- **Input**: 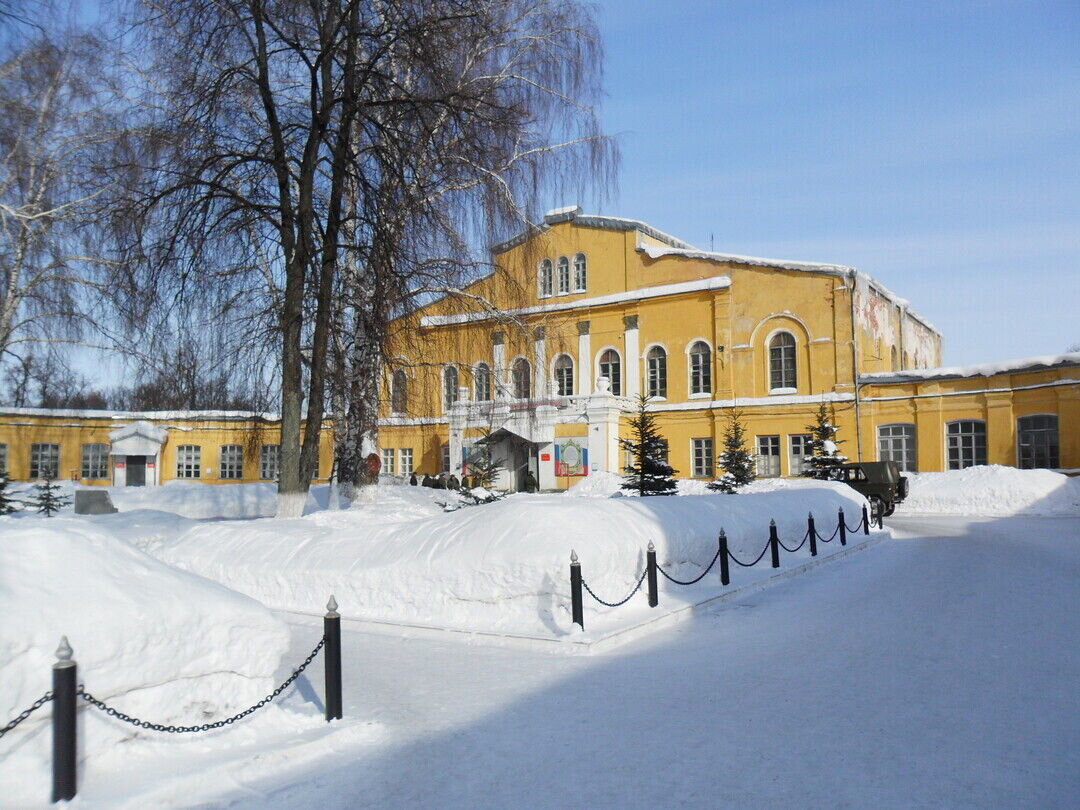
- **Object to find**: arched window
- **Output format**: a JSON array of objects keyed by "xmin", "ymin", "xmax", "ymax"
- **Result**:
[
  {"xmin": 1017, "ymin": 414, "xmax": 1059, "ymax": 469},
  {"xmin": 902, "ymin": 351, "xmax": 909, "ymax": 369},
  {"xmin": 599, "ymin": 349, "xmax": 621, "ymax": 396},
  {"xmin": 573, "ymin": 253, "xmax": 587, "ymax": 292},
  {"xmin": 557, "ymin": 256, "xmax": 570, "ymax": 294},
  {"xmin": 768, "ymin": 332, "xmax": 796, "ymax": 391},
  {"xmin": 512, "ymin": 357, "xmax": 531, "ymax": 399},
  {"xmin": 474, "ymin": 363, "xmax": 491, "ymax": 402},
  {"xmin": 538, "ymin": 259, "xmax": 553, "ymax": 298},
  {"xmin": 646, "ymin": 346, "xmax": 667, "ymax": 398},
  {"xmin": 553, "ymin": 354, "xmax": 574, "ymax": 396},
  {"xmin": 689, "ymin": 341, "xmax": 711, "ymax": 395},
  {"xmin": 443, "ymin": 366, "xmax": 458, "ymax": 411},
  {"xmin": 391, "ymin": 369, "xmax": 407, "ymax": 413}
]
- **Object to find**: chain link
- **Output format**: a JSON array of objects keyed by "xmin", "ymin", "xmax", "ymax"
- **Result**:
[
  {"xmin": 777, "ymin": 529, "xmax": 809, "ymax": 554},
  {"xmin": 0, "ymin": 691, "xmax": 54, "ymax": 739},
  {"xmin": 815, "ymin": 523, "xmax": 841, "ymax": 544},
  {"xmin": 727, "ymin": 539, "xmax": 772, "ymax": 568},
  {"xmin": 656, "ymin": 548, "xmax": 722, "ymax": 586},
  {"xmin": 78, "ymin": 636, "xmax": 325, "ymax": 734},
  {"xmin": 582, "ymin": 569, "xmax": 648, "ymax": 607}
]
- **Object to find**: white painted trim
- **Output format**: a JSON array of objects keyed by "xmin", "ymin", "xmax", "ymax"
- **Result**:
[
  {"xmin": 861, "ymin": 378, "xmax": 1080, "ymax": 401},
  {"xmin": 648, "ymin": 392, "xmax": 855, "ymax": 412},
  {"xmin": 764, "ymin": 327, "xmax": 800, "ymax": 394},
  {"xmin": 684, "ymin": 338, "xmax": 713, "ymax": 398},
  {"xmin": 550, "ymin": 353, "xmax": 575, "ymax": 396},
  {"xmin": 420, "ymin": 275, "xmax": 732, "ymax": 327},
  {"xmin": 688, "ymin": 392, "xmax": 712, "ymax": 400},
  {"xmin": 379, "ymin": 416, "xmax": 449, "ymax": 427},
  {"xmin": 594, "ymin": 345, "xmax": 623, "ymax": 396}
]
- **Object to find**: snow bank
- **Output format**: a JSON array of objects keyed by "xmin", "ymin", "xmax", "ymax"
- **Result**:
[
  {"xmin": 897, "ymin": 465, "xmax": 1080, "ymax": 517},
  {"xmin": 152, "ymin": 481, "xmax": 874, "ymax": 640},
  {"xmin": 0, "ymin": 516, "xmax": 291, "ymax": 804}
]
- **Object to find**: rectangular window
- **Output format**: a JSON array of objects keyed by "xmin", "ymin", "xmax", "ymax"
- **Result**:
[
  {"xmin": 692, "ymin": 438, "xmax": 714, "ymax": 478},
  {"xmin": 0, "ymin": 443, "xmax": 8, "ymax": 475},
  {"xmin": 81, "ymin": 443, "xmax": 109, "ymax": 479},
  {"xmin": 219, "ymin": 445, "xmax": 243, "ymax": 479},
  {"xmin": 756, "ymin": 435, "xmax": 781, "ymax": 477},
  {"xmin": 260, "ymin": 445, "xmax": 280, "ymax": 480},
  {"xmin": 400, "ymin": 448, "xmax": 414, "ymax": 476},
  {"xmin": 946, "ymin": 421, "xmax": 987, "ymax": 470},
  {"xmin": 176, "ymin": 445, "xmax": 201, "ymax": 479},
  {"xmin": 441, "ymin": 443, "xmax": 451, "ymax": 474},
  {"xmin": 30, "ymin": 443, "xmax": 60, "ymax": 479},
  {"xmin": 381, "ymin": 448, "xmax": 396, "ymax": 475},
  {"xmin": 1017, "ymin": 415, "xmax": 1059, "ymax": 469},
  {"xmin": 789, "ymin": 434, "xmax": 812, "ymax": 476},
  {"xmin": 878, "ymin": 424, "xmax": 917, "ymax": 472}
]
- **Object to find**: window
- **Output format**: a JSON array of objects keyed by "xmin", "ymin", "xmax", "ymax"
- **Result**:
[
  {"xmin": 891, "ymin": 346, "xmax": 898, "ymax": 370},
  {"xmin": 554, "ymin": 354, "xmax": 574, "ymax": 396},
  {"xmin": 81, "ymin": 443, "xmax": 109, "ymax": 479},
  {"xmin": 381, "ymin": 448, "xmax": 396, "ymax": 475},
  {"xmin": 538, "ymin": 259, "xmax": 553, "ymax": 298},
  {"xmin": 400, "ymin": 448, "xmax": 414, "ymax": 476},
  {"xmin": 573, "ymin": 253, "xmax": 587, "ymax": 292},
  {"xmin": 557, "ymin": 256, "xmax": 570, "ymax": 294},
  {"xmin": 1017, "ymin": 415, "xmax": 1059, "ymax": 469},
  {"xmin": 756, "ymin": 435, "xmax": 781, "ymax": 477},
  {"xmin": 260, "ymin": 445, "xmax": 280, "ymax": 480},
  {"xmin": 692, "ymin": 438, "xmax": 714, "ymax": 478},
  {"xmin": 599, "ymin": 349, "xmax": 621, "ymax": 396},
  {"xmin": 878, "ymin": 424, "xmax": 917, "ymax": 472},
  {"xmin": 0, "ymin": 443, "xmax": 7, "ymax": 475},
  {"xmin": 30, "ymin": 442, "xmax": 59, "ymax": 479},
  {"xmin": 689, "ymin": 341, "xmax": 711, "ymax": 395},
  {"xmin": 443, "ymin": 366, "xmax": 459, "ymax": 411},
  {"xmin": 391, "ymin": 369, "xmax": 407, "ymax": 413},
  {"xmin": 474, "ymin": 363, "xmax": 492, "ymax": 401},
  {"xmin": 219, "ymin": 445, "xmax": 243, "ymax": 479},
  {"xmin": 789, "ymin": 434, "xmax": 813, "ymax": 476},
  {"xmin": 646, "ymin": 346, "xmax": 667, "ymax": 398},
  {"xmin": 512, "ymin": 357, "xmax": 531, "ymax": 399},
  {"xmin": 769, "ymin": 332, "xmax": 797, "ymax": 391},
  {"xmin": 176, "ymin": 445, "xmax": 201, "ymax": 479},
  {"xmin": 440, "ymin": 443, "xmax": 450, "ymax": 474},
  {"xmin": 946, "ymin": 421, "xmax": 986, "ymax": 470}
]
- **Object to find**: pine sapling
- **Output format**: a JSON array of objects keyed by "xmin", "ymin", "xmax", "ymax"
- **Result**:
[
  {"xmin": 802, "ymin": 401, "xmax": 848, "ymax": 480},
  {"xmin": 0, "ymin": 474, "xmax": 20, "ymax": 515},
  {"xmin": 708, "ymin": 409, "xmax": 756, "ymax": 493},
  {"xmin": 621, "ymin": 393, "xmax": 678, "ymax": 496},
  {"xmin": 30, "ymin": 477, "xmax": 71, "ymax": 517}
]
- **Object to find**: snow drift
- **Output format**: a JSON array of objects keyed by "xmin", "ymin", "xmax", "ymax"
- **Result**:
[{"xmin": 897, "ymin": 465, "xmax": 1080, "ymax": 517}]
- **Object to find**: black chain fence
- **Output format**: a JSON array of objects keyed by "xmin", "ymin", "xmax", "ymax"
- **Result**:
[
  {"xmin": 582, "ymin": 569, "xmax": 648, "ymax": 607},
  {"xmin": 656, "ymin": 547, "xmax": 722, "ymax": 586},
  {"xmin": 777, "ymin": 529, "xmax": 810, "ymax": 554},
  {"xmin": 0, "ymin": 691, "xmax": 54, "ymax": 740}
]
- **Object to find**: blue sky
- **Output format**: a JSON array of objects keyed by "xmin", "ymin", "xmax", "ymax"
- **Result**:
[{"xmin": 586, "ymin": 0, "xmax": 1079, "ymax": 365}]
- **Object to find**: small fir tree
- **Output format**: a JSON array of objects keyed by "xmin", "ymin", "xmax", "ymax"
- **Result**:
[
  {"xmin": 621, "ymin": 393, "xmax": 678, "ymax": 496},
  {"xmin": 708, "ymin": 409, "xmax": 756, "ymax": 493},
  {"xmin": 0, "ymin": 474, "xmax": 20, "ymax": 515},
  {"xmin": 30, "ymin": 477, "xmax": 71, "ymax": 517},
  {"xmin": 464, "ymin": 431, "xmax": 503, "ymax": 489},
  {"xmin": 802, "ymin": 402, "xmax": 848, "ymax": 480}
]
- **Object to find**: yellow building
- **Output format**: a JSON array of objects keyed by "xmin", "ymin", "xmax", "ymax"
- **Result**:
[
  {"xmin": 0, "ymin": 409, "xmax": 333, "ymax": 487},
  {"xmin": 375, "ymin": 206, "xmax": 1077, "ymax": 488}
]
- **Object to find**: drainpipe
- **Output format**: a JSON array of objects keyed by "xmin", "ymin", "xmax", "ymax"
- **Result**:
[{"xmin": 849, "ymin": 271, "xmax": 864, "ymax": 462}]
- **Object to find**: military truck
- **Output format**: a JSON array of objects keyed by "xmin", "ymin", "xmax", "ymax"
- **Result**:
[{"xmin": 838, "ymin": 461, "xmax": 909, "ymax": 519}]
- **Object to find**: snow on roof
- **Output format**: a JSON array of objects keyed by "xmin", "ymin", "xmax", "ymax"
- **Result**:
[
  {"xmin": 491, "ymin": 207, "xmax": 696, "ymax": 254},
  {"xmin": 0, "ymin": 407, "xmax": 282, "ymax": 421},
  {"xmin": 859, "ymin": 353, "xmax": 1080, "ymax": 384},
  {"xmin": 637, "ymin": 240, "xmax": 855, "ymax": 274}
]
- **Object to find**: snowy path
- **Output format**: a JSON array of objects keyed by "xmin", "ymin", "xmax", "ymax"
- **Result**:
[{"xmin": 161, "ymin": 515, "xmax": 1079, "ymax": 809}]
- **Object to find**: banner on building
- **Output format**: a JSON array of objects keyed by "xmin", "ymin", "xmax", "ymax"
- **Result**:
[{"xmin": 554, "ymin": 439, "xmax": 588, "ymax": 476}]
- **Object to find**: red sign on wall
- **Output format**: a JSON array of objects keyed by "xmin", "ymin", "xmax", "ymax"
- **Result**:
[
  {"xmin": 115, "ymin": 462, "xmax": 126, "ymax": 469},
  {"xmin": 540, "ymin": 453, "xmax": 551, "ymax": 461}
]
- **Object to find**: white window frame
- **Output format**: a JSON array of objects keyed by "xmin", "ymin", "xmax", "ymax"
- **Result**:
[
  {"xmin": 400, "ymin": 448, "xmax": 414, "ymax": 476},
  {"xmin": 767, "ymin": 330, "xmax": 798, "ymax": 393},
  {"xmin": 557, "ymin": 256, "xmax": 570, "ymax": 295},
  {"xmin": 687, "ymin": 339, "xmax": 712, "ymax": 397},
  {"xmin": 553, "ymin": 354, "xmax": 574, "ymax": 396},
  {"xmin": 597, "ymin": 347, "xmax": 622, "ymax": 396},
  {"xmin": 381, "ymin": 448, "xmax": 396, "ymax": 475},
  {"xmin": 474, "ymin": 363, "xmax": 492, "ymax": 401},
  {"xmin": 176, "ymin": 445, "xmax": 201, "ymax": 479},
  {"xmin": 30, "ymin": 442, "xmax": 60, "ymax": 479},
  {"xmin": 81, "ymin": 443, "xmax": 109, "ymax": 479},
  {"xmin": 691, "ymin": 437, "xmax": 714, "ymax": 478},
  {"xmin": 260, "ymin": 444, "xmax": 280, "ymax": 480},
  {"xmin": 789, "ymin": 434, "xmax": 813, "ymax": 476},
  {"xmin": 511, "ymin": 356, "xmax": 531, "ymax": 399},
  {"xmin": 443, "ymin": 365, "xmax": 459, "ymax": 412},
  {"xmin": 1017, "ymin": 414, "xmax": 1059, "ymax": 469},
  {"xmin": 219, "ymin": 445, "xmax": 243, "ymax": 479},
  {"xmin": 945, "ymin": 420, "xmax": 987, "ymax": 470},
  {"xmin": 573, "ymin": 253, "xmax": 587, "ymax": 292},
  {"xmin": 877, "ymin": 423, "xmax": 917, "ymax": 472},
  {"xmin": 645, "ymin": 344, "xmax": 667, "ymax": 399},
  {"xmin": 538, "ymin": 259, "xmax": 553, "ymax": 298},
  {"xmin": 756, "ymin": 435, "xmax": 781, "ymax": 477}
]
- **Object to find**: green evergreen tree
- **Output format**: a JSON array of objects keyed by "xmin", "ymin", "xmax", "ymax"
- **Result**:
[
  {"xmin": 621, "ymin": 393, "xmax": 678, "ymax": 496},
  {"xmin": 30, "ymin": 477, "xmax": 71, "ymax": 517},
  {"xmin": 0, "ymin": 474, "xmax": 20, "ymax": 515},
  {"xmin": 802, "ymin": 402, "xmax": 848, "ymax": 480},
  {"xmin": 708, "ymin": 409, "xmax": 756, "ymax": 493}
]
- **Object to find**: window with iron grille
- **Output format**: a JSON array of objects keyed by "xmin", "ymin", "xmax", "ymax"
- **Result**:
[
  {"xmin": 176, "ymin": 445, "xmax": 201, "ymax": 479},
  {"xmin": 946, "ymin": 421, "xmax": 986, "ymax": 469},
  {"xmin": 646, "ymin": 346, "xmax": 667, "ymax": 398},
  {"xmin": 381, "ymin": 448, "xmax": 395, "ymax": 475},
  {"xmin": 689, "ymin": 341, "xmax": 711, "ymax": 395},
  {"xmin": 554, "ymin": 354, "xmax": 574, "ymax": 396},
  {"xmin": 692, "ymin": 438, "xmax": 714, "ymax": 478},
  {"xmin": 30, "ymin": 443, "xmax": 59, "ymax": 479},
  {"xmin": 219, "ymin": 445, "xmax": 243, "ymax": 479},
  {"xmin": 81, "ymin": 443, "xmax": 109, "ymax": 479},
  {"xmin": 769, "ymin": 332, "xmax": 797, "ymax": 391},
  {"xmin": 789, "ymin": 434, "xmax": 813, "ymax": 476},
  {"xmin": 400, "ymin": 448, "xmax": 414, "ymax": 475},
  {"xmin": 878, "ymin": 424, "xmax": 917, "ymax": 471},
  {"xmin": 599, "ymin": 349, "xmax": 621, "ymax": 396},
  {"xmin": 573, "ymin": 253, "xmax": 587, "ymax": 292},
  {"xmin": 1017, "ymin": 415, "xmax": 1059, "ymax": 469},
  {"xmin": 260, "ymin": 445, "xmax": 280, "ymax": 480},
  {"xmin": 756, "ymin": 435, "xmax": 781, "ymax": 477}
]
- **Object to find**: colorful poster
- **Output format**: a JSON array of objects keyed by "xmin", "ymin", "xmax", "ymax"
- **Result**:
[{"xmin": 554, "ymin": 439, "xmax": 589, "ymax": 476}]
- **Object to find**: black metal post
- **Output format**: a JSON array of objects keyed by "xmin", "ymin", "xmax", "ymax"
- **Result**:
[
  {"xmin": 52, "ymin": 637, "xmax": 76, "ymax": 804},
  {"xmin": 646, "ymin": 541, "xmax": 658, "ymax": 608},
  {"xmin": 769, "ymin": 520, "xmax": 780, "ymax": 568},
  {"xmin": 838, "ymin": 508, "xmax": 847, "ymax": 546},
  {"xmin": 718, "ymin": 530, "xmax": 730, "ymax": 586},
  {"xmin": 808, "ymin": 512, "xmax": 817, "ymax": 557},
  {"xmin": 570, "ymin": 550, "xmax": 584, "ymax": 630},
  {"xmin": 862, "ymin": 504, "xmax": 870, "ymax": 535},
  {"xmin": 324, "ymin": 596, "xmax": 342, "ymax": 722}
]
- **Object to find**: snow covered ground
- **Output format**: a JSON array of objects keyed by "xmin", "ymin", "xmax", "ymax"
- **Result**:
[{"xmin": 897, "ymin": 465, "xmax": 1080, "ymax": 516}]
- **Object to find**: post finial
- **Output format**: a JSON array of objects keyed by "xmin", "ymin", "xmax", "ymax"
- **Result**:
[
  {"xmin": 326, "ymin": 595, "xmax": 339, "ymax": 616},
  {"xmin": 770, "ymin": 518, "xmax": 776, "ymax": 526},
  {"xmin": 719, "ymin": 528, "xmax": 726, "ymax": 538},
  {"xmin": 808, "ymin": 511, "xmax": 814, "ymax": 519},
  {"xmin": 648, "ymin": 540, "xmax": 655, "ymax": 552},
  {"xmin": 55, "ymin": 636, "xmax": 73, "ymax": 662},
  {"xmin": 570, "ymin": 549, "xmax": 578, "ymax": 564}
]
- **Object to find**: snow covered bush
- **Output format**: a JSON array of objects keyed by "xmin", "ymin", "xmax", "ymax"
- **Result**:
[
  {"xmin": 708, "ymin": 409, "xmax": 755, "ymax": 493},
  {"xmin": 802, "ymin": 402, "xmax": 847, "ymax": 480}
]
